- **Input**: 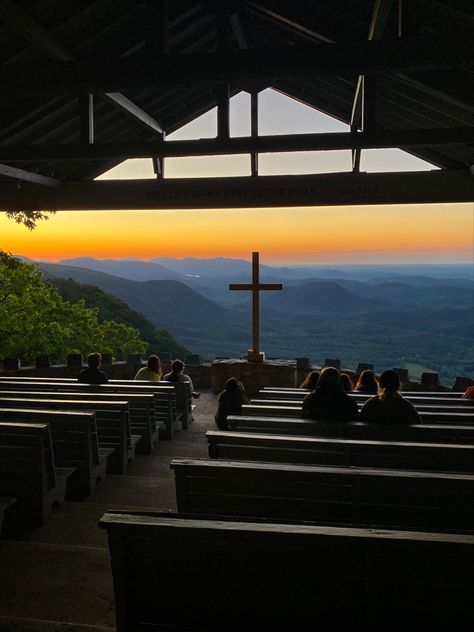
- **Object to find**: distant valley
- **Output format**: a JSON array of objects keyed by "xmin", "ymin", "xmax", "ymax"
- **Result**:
[{"xmin": 36, "ymin": 256, "xmax": 474, "ymax": 384}]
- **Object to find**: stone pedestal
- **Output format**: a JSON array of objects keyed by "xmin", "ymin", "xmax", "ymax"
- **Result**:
[{"xmin": 211, "ymin": 358, "xmax": 296, "ymax": 397}]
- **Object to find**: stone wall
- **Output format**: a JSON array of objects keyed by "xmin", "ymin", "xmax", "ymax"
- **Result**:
[
  {"xmin": 211, "ymin": 359, "xmax": 297, "ymax": 397},
  {"xmin": 0, "ymin": 358, "xmax": 465, "ymax": 392}
]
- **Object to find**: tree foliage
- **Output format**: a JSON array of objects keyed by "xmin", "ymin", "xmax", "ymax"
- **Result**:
[
  {"xmin": 0, "ymin": 252, "xmax": 147, "ymax": 364},
  {"xmin": 5, "ymin": 209, "xmax": 56, "ymax": 230}
]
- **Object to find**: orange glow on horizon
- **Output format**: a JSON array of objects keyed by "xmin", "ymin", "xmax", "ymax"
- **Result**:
[{"xmin": 1, "ymin": 202, "xmax": 472, "ymax": 264}]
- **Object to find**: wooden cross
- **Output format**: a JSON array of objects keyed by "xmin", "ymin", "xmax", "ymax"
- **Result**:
[{"xmin": 229, "ymin": 251, "xmax": 283, "ymax": 362}]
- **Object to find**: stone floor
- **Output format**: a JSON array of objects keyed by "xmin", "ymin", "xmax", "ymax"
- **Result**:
[{"xmin": 0, "ymin": 390, "xmax": 217, "ymax": 631}]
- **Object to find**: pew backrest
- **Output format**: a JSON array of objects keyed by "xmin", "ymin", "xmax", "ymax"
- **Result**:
[
  {"xmin": 99, "ymin": 511, "xmax": 474, "ymax": 631},
  {"xmin": 228, "ymin": 415, "xmax": 474, "ymax": 444},
  {"xmin": 206, "ymin": 430, "xmax": 474, "ymax": 474},
  {"xmin": 171, "ymin": 457, "xmax": 474, "ymax": 532}
]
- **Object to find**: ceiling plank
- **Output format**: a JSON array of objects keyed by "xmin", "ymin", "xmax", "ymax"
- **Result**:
[{"xmin": 0, "ymin": 36, "xmax": 471, "ymax": 96}]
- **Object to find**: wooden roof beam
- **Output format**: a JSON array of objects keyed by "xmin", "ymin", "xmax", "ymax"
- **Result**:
[
  {"xmin": 0, "ymin": 170, "xmax": 472, "ymax": 211},
  {"xmin": 0, "ymin": 127, "xmax": 472, "ymax": 162},
  {"xmin": 352, "ymin": 0, "xmax": 394, "ymax": 171}
]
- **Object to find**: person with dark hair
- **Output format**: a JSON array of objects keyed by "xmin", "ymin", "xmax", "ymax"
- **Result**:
[
  {"xmin": 134, "ymin": 355, "xmax": 162, "ymax": 381},
  {"xmin": 340, "ymin": 373, "xmax": 354, "ymax": 392},
  {"xmin": 301, "ymin": 367, "xmax": 358, "ymax": 422},
  {"xmin": 78, "ymin": 352, "xmax": 108, "ymax": 384},
  {"xmin": 163, "ymin": 359, "xmax": 200, "ymax": 398},
  {"xmin": 215, "ymin": 377, "xmax": 250, "ymax": 430},
  {"xmin": 360, "ymin": 369, "xmax": 420, "ymax": 424},
  {"xmin": 299, "ymin": 370, "xmax": 320, "ymax": 390},
  {"xmin": 354, "ymin": 369, "xmax": 379, "ymax": 394}
]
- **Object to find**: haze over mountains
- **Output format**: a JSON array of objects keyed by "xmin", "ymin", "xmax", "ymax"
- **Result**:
[{"xmin": 30, "ymin": 256, "xmax": 474, "ymax": 384}]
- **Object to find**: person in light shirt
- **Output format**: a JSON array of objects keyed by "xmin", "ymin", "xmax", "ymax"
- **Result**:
[{"xmin": 134, "ymin": 355, "xmax": 162, "ymax": 382}]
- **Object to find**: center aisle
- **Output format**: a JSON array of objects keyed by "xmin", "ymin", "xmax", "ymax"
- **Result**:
[{"xmin": 0, "ymin": 391, "xmax": 217, "ymax": 632}]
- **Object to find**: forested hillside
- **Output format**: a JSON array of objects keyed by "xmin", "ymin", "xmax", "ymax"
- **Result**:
[{"xmin": 49, "ymin": 277, "xmax": 188, "ymax": 358}]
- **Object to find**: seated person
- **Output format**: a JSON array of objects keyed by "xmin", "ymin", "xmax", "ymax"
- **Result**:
[
  {"xmin": 215, "ymin": 377, "xmax": 250, "ymax": 430},
  {"xmin": 299, "ymin": 370, "xmax": 320, "ymax": 390},
  {"xmin": 354, "ymin": 369, "xmax": 379, "ymax": 394},
  {"xmin": 78, "ymin": 352, "xmax": 108, "ymax": 384},
  {"xmin": 461, "ymin": 385, "xmax": 474, "ymax": 399},
  {"xmin": 134, "ymin": 355, "xmax": 161, "ymax": 381},
  {"xmin": 340, "ymin": 373, "xmax": 354, "ymax": 392},
  {"xmin": 302, "ymin": 367, "xmax": 358, "ymax": 422},
  {"xmin": 360, "ymin": 369, "xmax": 421, "ymax": 424},
  {"xmin": 162, "ymin": 359, "xmax": 201, "ymax": 399}
]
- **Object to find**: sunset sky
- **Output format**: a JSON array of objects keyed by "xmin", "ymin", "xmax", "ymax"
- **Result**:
[{"xmin": 1, "ymin": 89, "xmax": 473, "ymax": 265}]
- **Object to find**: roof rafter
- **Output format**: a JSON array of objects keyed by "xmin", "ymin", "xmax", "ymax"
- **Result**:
[
  {"xmin": 0, "ymin": 163, "xmax": 60, "ymax": 187},
  {"xmin": 0, "ymin": 0, "xmax": 164, "ymax": 136}
]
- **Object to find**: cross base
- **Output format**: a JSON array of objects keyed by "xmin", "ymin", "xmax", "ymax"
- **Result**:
[{"xmin": 246, "ymin": 350, "xmax": 265, "ymax": 363}]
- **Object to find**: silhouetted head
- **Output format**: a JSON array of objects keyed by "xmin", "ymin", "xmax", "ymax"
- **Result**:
[
  {"xmin": 340, "ymin": 373, "xmax": 353, "ymax": 392},
  {"xmin": 225, "ymin": 377, "xmax": 240, "ymax": 393},
  {"xmin": 379, "ymin": 370, "xmax": 400, "ymax": 392},
  {"xmin": 355, "ymin": 369, "xmax": 379, "ymax": 393},
  {"xmin": 300, "ymin": 370, "xmax": 320, "ymax": 390},
  {"xmin": 87, "ymin": 352, "xmax": 102, "ymax": 369},
  {"xmin": 171, "ymin": 359, "xmax": 184, "ymax": 374},
  {"xmin": 147, "ymin": 355, "xmax": 161, "ymax": 375},
  {"xmin": 317, "ymin": 367, "xmax": 341, "ymax": 390}
]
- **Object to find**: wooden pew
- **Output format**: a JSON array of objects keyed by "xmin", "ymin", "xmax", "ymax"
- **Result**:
[
  {"xmin": 0, "ymin": 389, "xmax": 156, "ymax": 456},
  {"xmin": 206, "ymin": 430, "xmax": 474, "ymax": 474},
  {"xmin": 99, "ymin": 511, "xmax": 474, "ymax": 630},
  {"xmin": 0, "ymin": 408, "xmax": 106, "ymax": 499},
  {"xmin": 261, "ymin": 386, "xmax": 470, "ymax": 399},
  {"xmin": 160, "ymin": 380, "xmax": 193, "ymax": 428},
  {"xmin": 0, "ymin": 396, "xmax": 131, "ymax": 474},
  {"xmin": 171, "ymin": 458, "xmax": 474, "ymax": 532},
  {"xmin": 228, "ymin": 415, "xmax": 474, "ymax": 444},
  {"xmin": 0, "ymin": 380, "xmax": 174, "ymax": 444},
  {"xmin": 0, "ymin": 422, "xmax": 74, "ymax": 530},
  {"xmin": 0, "ymin": 376, "xmax": 194, "ymax": 430},
  {"xmin": 244, "ymin": 402, "xmax": 474, "ymax": 424},
  {"xmin": 260, "ymin": 388, "xmax": 474, "ymax": 407}
]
